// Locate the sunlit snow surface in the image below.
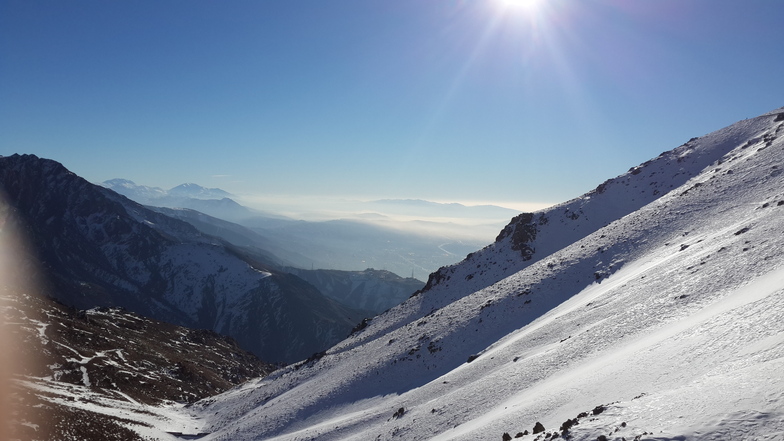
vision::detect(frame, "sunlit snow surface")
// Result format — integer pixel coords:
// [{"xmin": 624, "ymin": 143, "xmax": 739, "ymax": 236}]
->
[
  {"xmin": 96, "ymin": 108, "xmax": 784, "ymax": 440},
  {"xmin": 163, "ymin": 109, "xmax": 784, "ymax": 441}
]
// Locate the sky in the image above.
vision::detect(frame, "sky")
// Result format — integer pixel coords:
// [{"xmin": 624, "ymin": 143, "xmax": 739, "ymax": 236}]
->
[{"xmin": 1, "ymin": 0, "xmax": 784, "ymax": 213}]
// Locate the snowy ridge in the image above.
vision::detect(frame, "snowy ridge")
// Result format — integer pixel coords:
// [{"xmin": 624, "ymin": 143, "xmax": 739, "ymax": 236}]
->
[
  {"xmin": 352, "ymin": 110, "xmax": 783, "ymax": 350},
  {"xmin": 181, "ymin": 108, "xmax": 784, "ymax": 440}
]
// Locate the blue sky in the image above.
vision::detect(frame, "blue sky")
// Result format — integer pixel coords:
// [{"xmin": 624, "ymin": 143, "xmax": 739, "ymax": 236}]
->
[{"xmin": 2, "ymin": 0, "xmax": 783, "ymax": 211}]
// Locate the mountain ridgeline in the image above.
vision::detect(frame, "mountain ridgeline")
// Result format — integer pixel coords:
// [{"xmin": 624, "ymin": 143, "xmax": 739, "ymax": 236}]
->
[
  {"xmin": 101, "ymin": 178, "xmax": 254, "ymax": 222},
  {"xmin": 0, "ymin": 154, "xmax": 377, "ymax": 363}
]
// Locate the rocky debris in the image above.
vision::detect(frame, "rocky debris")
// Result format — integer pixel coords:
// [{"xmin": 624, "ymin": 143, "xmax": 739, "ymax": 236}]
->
[
  {"xmin": 506, "ymin": 403, "xmax": 649, "ymax": 440},
  {"xmin": 3, "ymin": 287, "xmax": 275, "ymax": 440},
  {"xmin": 4, "ymin": 289, "xmax": 275, "ymax": 403}
]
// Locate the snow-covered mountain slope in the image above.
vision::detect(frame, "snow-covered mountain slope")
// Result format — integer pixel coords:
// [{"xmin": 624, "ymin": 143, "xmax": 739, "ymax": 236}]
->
[
  {"xmin": 152, "ymin": 207, "xmax": 424, "ymax": 313},
  {"xmin": 0, "ymin": 155, "xmax": 368, "ymax": 363},
  {"xmin": 173, "ymin": 107, "xmax": 784, "ymax": 440},
  {"xmin": 363, "ymin": 109, "xmax": 784, "ymax": 348}
]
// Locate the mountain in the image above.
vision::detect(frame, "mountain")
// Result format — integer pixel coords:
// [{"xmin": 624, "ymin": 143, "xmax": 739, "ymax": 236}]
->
[
  {"xmin": 157, "ymin": 107, "xmax": 784, "ymax": 440},
  {"xmin": 102, "ymin": 179, "xmax": 232, "ymax": 202},
  {"xmin": 149, "ymin": 206, "xmax": 311, "ymax": 269},
  {"xmin": 0, "ymin": 154, "xmax": 368, "ymax": 363},
  {"xmin": 168, "ymin": 183, "xmax": 232, "ymax": 200},
  {"xmin": 3, "ymin": 288, "xmax": 274, "ymax": 441},
  {"xmin": 101, "ymin": 178, "xmax": 168, "ymax": 201},
  {"xmin": 102, "ymin": 178, "xmax": 258, "ymax": 222},
  {"xmin": 151, "ymin": 207, "xmax": 426, "ymax": 311},
  {"xmin": 284, "ymin": 267, "xmax": 424, "ymax": 313}
]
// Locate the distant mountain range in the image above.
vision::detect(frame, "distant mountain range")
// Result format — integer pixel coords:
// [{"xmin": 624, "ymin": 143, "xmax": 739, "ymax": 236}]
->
[
  {"xmin": 101, "ymin": 179, "xmax": 521, "ymax": 225},
  {"xmin": 102, "ymin": 179, "xmax": 232, "ymax": 202},
  {"xmin": 103, "ymin": 179, "xmax": 504, "ymax": 280},
  {"xmin": 102, "ymin": 178, "xmax": 258, "ymax": 222}
]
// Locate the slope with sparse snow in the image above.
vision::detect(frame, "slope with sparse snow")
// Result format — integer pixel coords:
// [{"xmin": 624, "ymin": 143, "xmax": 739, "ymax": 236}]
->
[
  {"xmin": 171, "ymin": 107, "xmax": 784, "ymax": 441},
  {"xmin": 2, "ymin": 289, "xmax": 273, "ymax": 441}
]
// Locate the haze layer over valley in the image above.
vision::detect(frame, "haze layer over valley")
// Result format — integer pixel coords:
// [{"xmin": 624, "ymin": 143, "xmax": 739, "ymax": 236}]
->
[{"xmin": 103, "ymin": 179, "xmax": 524, "ymax": 281}]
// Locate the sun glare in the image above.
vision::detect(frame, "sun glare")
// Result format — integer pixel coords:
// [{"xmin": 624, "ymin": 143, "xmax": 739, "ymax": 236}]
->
[{"xmin": 499, "ymin": 0, "xmax": 543, "ymax": 13}]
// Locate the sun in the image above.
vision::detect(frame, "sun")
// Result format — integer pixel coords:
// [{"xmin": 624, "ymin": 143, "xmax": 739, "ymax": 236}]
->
[{"xmin": 498, "ymin": 0, "xmax": 544, "ymax": 13}]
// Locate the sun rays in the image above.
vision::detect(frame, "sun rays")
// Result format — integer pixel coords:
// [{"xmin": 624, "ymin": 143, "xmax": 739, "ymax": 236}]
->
[{"xmin": 498, "ymin": 0, "xmax": 545, "ymax": 14}]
